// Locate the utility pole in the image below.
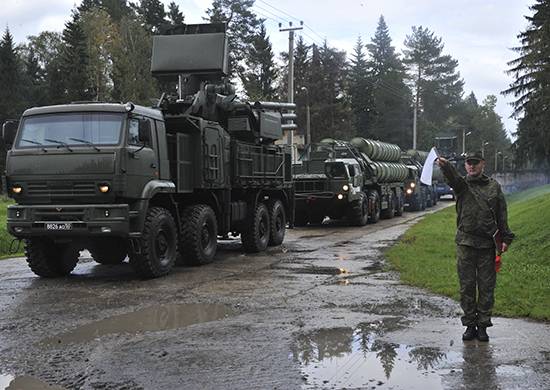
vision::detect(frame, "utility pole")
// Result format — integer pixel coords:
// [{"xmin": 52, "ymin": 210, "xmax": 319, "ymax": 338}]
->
[
  {"xmin": 280, "ymin": 21, "xmax": 303, "ymax": 161},
  {"xmin": 412, "ymin": 68, "xmax": 420, "ymax": 150}
]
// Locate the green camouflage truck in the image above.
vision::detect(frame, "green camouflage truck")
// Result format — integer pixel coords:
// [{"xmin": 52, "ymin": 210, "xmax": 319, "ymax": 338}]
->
[
  {"xmin": 401, "ymin": 149, "xmax": 438, "ymax": 211},
  {"xmin": 1, "ymin": 23, "xmax": 295, "ymax": 278},
  {"xmin": 293, "ymin": 138, "xmax": 407, "ymax": 226}
]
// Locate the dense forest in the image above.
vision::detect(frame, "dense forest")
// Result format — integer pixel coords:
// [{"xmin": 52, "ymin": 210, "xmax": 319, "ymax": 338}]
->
[{"xmin": 1, "ymin": 0, "xmax": 541, "ymax": 172}]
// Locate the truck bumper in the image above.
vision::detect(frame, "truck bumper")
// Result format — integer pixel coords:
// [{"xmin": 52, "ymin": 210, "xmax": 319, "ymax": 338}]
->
[
  {"xmin": 295, "ymin": 193, "xmax": 349, "ymax": 217},
  {"xmin": 7, "ymin": 204, "xmax": 132, "ymax": 238}
]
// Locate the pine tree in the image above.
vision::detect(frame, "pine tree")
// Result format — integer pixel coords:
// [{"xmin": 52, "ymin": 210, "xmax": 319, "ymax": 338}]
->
[
  {"xmin": 135, "ymin": 0, "xmax": 167, "ymax": 33},
  {"xmin": 0, "ymin": 28, "xmax": 25, "ymax": 122},
  {"xmin": 205, "ymin": 0, "xmax": 261, "ymax": 79},
  {"xmin": 366, "ymin": 16, "xmax": 411, "ymax": 148},
  {"xmin": 347, "ymin": 35, "xmax": 374, "ymax": 137},
  {"xmin": 504, "ymin": 0, "xmax": 550, "ymax": 167},
  {"xmin": 168, "ymin": 2, "xmax": 184, "ymax": 25},
  {"xmin": 240, "ymin": 23, "xmax": 277, "ymax": 101},
  {"xmin": 59, "ymin": 10, "xmax": 92, "ymax": 102},
  {"xmin": 403, "ymin": 26, "xmax": 464, "ymax": 149}
]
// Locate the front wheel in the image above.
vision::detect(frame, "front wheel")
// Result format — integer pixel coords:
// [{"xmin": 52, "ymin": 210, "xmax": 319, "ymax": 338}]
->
[
  {"xmin": 268, "ymin": 200, "xmax": 286, "ymax": 246},
  {"xmin": 241, "ymin": 203, "xmax": 270, "ymax": 253},
  {"xmin": 25, "ymin": 238, "xmax": 80, "ymax": 277},
  {"xmin": 348, "ymin": 193, "xmax": 368, "ymax": 226},
  {"xmin": 179, "ymin": 204, "xmax": 218, "ymax": 266},
  {"xmin": 368, "ymin": 192, "xmax": 380, "ymax": 224},
  {"xmin": 130, "ymin": 207, "xmax": 177, "ymax": 278}
]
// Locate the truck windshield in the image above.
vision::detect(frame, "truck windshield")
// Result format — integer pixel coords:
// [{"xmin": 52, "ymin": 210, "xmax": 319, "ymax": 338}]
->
[
  {"xmin": 16, "ymin": 112, "xmax": 123, "ymax": 149},
  {"xmin": 325, "ymin": 162, "xmax": 348, "ymax": 179}
]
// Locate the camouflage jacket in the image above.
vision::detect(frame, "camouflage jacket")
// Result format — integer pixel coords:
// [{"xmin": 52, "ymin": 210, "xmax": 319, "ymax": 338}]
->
[{"xmin": 441, "ymin": 163, "xmax": 515, "ymax": 248}]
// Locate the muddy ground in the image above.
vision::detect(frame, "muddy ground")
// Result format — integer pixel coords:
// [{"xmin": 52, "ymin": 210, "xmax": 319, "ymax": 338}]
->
[{"xmin": 0, "ymin": 201, "xmax": 549, "ymax": 390}]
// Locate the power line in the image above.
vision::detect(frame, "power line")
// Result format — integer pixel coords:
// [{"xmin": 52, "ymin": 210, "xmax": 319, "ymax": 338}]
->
[{"xmin": 253, "ymin": 4, "xmax": 289, "ymax": 24}]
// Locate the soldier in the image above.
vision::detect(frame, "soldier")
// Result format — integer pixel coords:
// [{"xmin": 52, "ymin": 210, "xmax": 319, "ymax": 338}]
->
[{"xmin": 437, "ymin": 151, "xmax": 514, "ymax": 342}]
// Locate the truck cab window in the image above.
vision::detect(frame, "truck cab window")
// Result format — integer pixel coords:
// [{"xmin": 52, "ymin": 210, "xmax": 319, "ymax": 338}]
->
[{"xmin": 128, "ymin": 119, "xmax": 140, "ymax": 145}]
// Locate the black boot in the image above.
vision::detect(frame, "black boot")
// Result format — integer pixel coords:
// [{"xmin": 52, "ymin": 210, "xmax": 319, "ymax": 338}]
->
[
  {"xmin": 462, "ymin": 326, "xmax": 477, "ymax": 341},
  {"xmin": 477, "ymin": 327, "xmax": 489, "ymax": 342}
]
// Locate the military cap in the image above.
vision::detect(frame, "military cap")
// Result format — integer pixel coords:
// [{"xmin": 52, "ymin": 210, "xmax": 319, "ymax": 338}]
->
[{"xmin": 465, "ymin": 151, "xmax": 484, "ymax": 161}]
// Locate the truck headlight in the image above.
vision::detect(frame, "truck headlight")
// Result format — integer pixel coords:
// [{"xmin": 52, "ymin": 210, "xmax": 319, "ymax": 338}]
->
[
  {"xmin": 406, "ymin": 188, "xmax": 413, "ymax": 195},
  {"xmin": 337, "ymin": 194, "xmax": 344, "ymax": 200},
  {"xmin": 12, "ymin": 185, "xmax": 22, "ymax": 194},
  {"xmin": 98, "ymin": 184, "xmax": 110, "ymax": 193},
  {"xmin": 410, "ymin": 182, "xmax": 416, "ymax": 188},
  {"xmin": 342, "ymin": 185, "xmax": 349, "ymax": 191}
]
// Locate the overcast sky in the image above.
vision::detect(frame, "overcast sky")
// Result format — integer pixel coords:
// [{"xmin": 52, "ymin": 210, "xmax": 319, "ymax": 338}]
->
[{"xmin": 2, "ymin": 0, "xmax": 533, "ymax": 137}]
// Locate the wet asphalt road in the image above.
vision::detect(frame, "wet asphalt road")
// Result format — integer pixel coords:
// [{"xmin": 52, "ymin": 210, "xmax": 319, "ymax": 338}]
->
[{"xmin": 0, "ymin": 201, "xmax": 549, "ymax": 390}]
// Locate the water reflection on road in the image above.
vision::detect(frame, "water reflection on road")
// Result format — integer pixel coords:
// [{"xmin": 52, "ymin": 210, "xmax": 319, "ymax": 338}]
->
[{"xmin": 292, "ymin": 321, "xmax": 463, "ymax": 389}]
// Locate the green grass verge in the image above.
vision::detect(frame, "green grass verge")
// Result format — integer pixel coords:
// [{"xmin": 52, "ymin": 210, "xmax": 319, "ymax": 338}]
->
[
  {"xmin": 0, "ymin": 197, "xmax": 24, "ymax": 259},
  {"xmin": 386, "ymin": 184, "xmax": 550, "ymax": 321}
]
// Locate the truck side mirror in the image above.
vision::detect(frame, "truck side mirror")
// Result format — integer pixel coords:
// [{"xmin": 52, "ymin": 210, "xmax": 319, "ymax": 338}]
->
[
  {"xmin": 138, "ymin": 119, "xmax": 151, "ymax": 145},
  {"xmin": 2, "ymin": 120, "xmax": 19, "ymax": 149}
]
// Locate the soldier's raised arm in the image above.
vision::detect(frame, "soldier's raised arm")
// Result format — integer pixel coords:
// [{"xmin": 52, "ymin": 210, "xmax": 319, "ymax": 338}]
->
[{"xmin": 437, "ymin": 157, "xmax": 467, "ymax": 195}]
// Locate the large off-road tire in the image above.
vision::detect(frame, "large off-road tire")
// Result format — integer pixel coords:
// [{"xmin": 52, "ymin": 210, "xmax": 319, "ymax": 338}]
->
[
  {"xmin": 25, "ymin": 238, "xmax": 80, "ymax": 277},
  {"xmin": 241, "ymin": 202, "xmax": 270, "ymax": 253},
  {"xmin": 381, "ymin": 193, "xmax": 395, "ymax": 219},
  {"xmin": 348, "ymin": 193, "xmax": 368, "ymax": 226},
  {"xmin": 367, "ymin": 191, "xmax": 380, "ymax": 224},
  {"xmin": 421, "ymin": 190, "xmax": 427, "ymax": 210},
  {"xmin": 426, "ymin": 189, "xmax": 433, "ymax": 208},
  {"xmin": 179, "ymin": 204, "xmax": 218, "ymax": 266},
  {"xmin": 395, "ymin": 190, "xmax": 404, "ymax": 216},
  {"xmin": 129, "ymin": 207, "xmax": 177, "ymax": 278},
  {"xmin": 89, "ymin": 237, "xmax": 127, "ymax": 265},
  {"xmin": 268, "ymin": 200, "xmax": 286, "ymax": 246}
]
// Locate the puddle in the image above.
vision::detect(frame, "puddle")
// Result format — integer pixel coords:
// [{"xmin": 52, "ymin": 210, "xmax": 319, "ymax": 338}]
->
[
  {"xmin": 292, "ymin": 323, "xmax": 462, "ymax": 389},
  {"xmin": 1, "ymin": 374, "xmax": 64, "ymax": 390},
  {"xmin": 41, "ymin": 303, "xmax": 235, "ymax": 345},
  {"xmin": 298, "ymin": 234, "xmax": 329, "ymax": 239},
  {"xmin": 290, "ymin": 266, "xmax": 349, "ymax": 276}
]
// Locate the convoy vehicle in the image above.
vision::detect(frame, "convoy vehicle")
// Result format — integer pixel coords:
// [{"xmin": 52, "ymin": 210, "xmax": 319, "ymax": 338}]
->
[
  {"xmin": 293, "ymin": 138, "xmax": 406, "ymax": 226},
  {"xmin": 401, "ymin": 149, "xmax": 438, "ymax": 210},
  {"xmin": 1, "ymin": 23, "xmax": 295, "ymax": 278}
]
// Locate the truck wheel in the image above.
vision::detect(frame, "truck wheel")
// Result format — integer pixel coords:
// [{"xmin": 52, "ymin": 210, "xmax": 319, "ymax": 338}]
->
[
  {"xmin": 381, "ymin": 194, "xmax": 395, "ymax": 219},
  {"xmin": 421, "ymin": 191, "xmax": 427, "ymax": 210},
  {"xmin": 348, "ymin": 193, "xmax": 368, "ymax": 226},
  {"xmin": 395, "ymin": 191, "xmax": 404, "ymax": 216},
  {"xmin": 89, "ymin": 238, "xmax": 127, "ymax": 264},
  {"xmin": 130, "ymin": 207, "xmax": 177, "ymax": 278},
  {"xmin": 241, "ymin": 202, "xmax": 269, "ymax": 253},
  {"xmin": 368, "ymin": 192, "xmax": 380, "ymax": 224},
  {"xmin": 180, "ymin": 204, "xmax": 218, "ymax": 266},
  {"xmin": 25, "ymin": 238, "xmax": 79, "ymax": 277},
  {"xmin": 426, "ymin": 190, "xmax": 433, "ymax": 208},
  {"xmin": 268, "ymin": 200, "xmax": 286, "ymax": 246}
]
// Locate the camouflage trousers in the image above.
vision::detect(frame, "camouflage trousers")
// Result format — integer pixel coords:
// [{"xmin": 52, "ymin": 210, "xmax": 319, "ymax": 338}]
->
[{"xmin": 456, "ymin": 245, "xmax": 496, "ymax": 327}]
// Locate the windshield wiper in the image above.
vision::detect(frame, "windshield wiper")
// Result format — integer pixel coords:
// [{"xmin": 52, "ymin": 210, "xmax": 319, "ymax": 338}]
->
[
  {"xmin": 69, "ymin": 137, "xmax": 100, "ymax": 152},
  {"xmin": 44, "ymin": 138, "xmax": 73, "ymax": 152},
  {"xmin": 21, "ymin": 138, "xmax": 48, "ymax": 152}
]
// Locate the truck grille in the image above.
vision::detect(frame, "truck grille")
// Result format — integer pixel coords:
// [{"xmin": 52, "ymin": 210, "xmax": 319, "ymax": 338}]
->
[
  {"xmin": 34, "ymin": 207, "xmax": 86, "ymax": 221},
  {"xmin": 27, "ymin": 181, "xmax": 97, "ymax": 198},
  {"xmin": 295, "ymin": 180, "xmax": 327, "ymax": 193}
]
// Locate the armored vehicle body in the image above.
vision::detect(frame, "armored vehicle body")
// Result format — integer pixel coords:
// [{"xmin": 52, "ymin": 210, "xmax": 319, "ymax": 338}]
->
[{"xmin": 2, "ymin": 23, "xmax": 295, "ymax": 278}]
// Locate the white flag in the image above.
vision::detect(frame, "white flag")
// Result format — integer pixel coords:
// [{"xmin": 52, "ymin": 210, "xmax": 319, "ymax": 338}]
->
[{"xmin": 420, "ymin": 147, "xmax": 439, "ymax": 185}]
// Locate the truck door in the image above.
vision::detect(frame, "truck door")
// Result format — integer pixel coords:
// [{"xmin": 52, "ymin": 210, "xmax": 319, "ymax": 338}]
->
[{"xmin": 125, "ymin": 116, "xmax": 158, "ymax": 198}]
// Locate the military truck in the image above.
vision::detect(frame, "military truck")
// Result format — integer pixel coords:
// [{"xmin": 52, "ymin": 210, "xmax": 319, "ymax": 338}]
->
[
  {"xmin": 401, "ymin": 149, "xmax": 438, "ymax": 211},
  {"xmin": 293, "ymin": 138, "xmax": 406, "ymax": 226},
  {"xmin": 1, "ymin": 23, "xmax": 295, "ymax": 278}
]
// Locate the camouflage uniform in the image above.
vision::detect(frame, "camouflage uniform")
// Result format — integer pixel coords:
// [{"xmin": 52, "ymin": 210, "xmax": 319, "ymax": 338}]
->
[{"xmin": 441, "ymin": 162, "xmax": 514, "ymax": 327}]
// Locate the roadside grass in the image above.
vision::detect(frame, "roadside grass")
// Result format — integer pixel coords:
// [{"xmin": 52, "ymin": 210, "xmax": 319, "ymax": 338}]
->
[
  {"xmin": 386, "ymin": 184, "xmax": 550, "ymax": 321},
  {"xmin": 0, "ymin": 197, "xmax": 23, "ymax": 259}
]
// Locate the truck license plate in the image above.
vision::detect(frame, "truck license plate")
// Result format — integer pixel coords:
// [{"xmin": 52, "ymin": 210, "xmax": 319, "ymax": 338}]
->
[{"xmin": 45, "ymin": 223, "xmax": 73, "ymax": 231}]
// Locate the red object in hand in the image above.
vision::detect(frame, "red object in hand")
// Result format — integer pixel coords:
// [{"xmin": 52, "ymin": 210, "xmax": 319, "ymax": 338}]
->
[{"xmin": 495, "ymin": 254, "xmax": 502, "ymax": 273}]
